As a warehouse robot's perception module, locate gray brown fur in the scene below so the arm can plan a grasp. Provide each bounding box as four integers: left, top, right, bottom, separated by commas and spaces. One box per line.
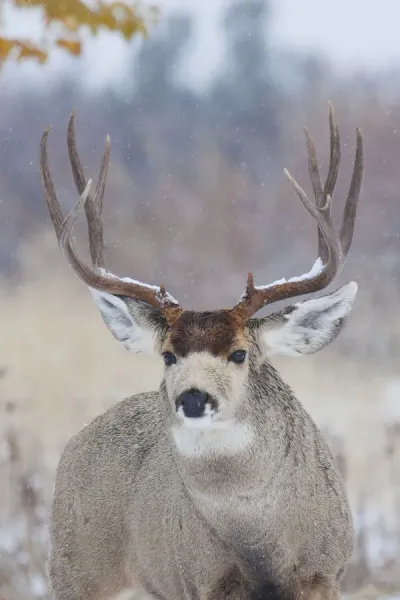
167, 310, 245, 357
43, 106, 363, 600
48, 303, 355, 600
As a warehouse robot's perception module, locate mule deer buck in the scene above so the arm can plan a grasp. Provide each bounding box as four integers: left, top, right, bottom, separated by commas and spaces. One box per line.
40, 105, 363, 600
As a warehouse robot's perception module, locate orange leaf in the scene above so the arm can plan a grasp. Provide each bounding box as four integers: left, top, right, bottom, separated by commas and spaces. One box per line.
0, 1, 152, 68
56, 38, 82, 56
17, 43, 48, 63
0, 38, 17, 62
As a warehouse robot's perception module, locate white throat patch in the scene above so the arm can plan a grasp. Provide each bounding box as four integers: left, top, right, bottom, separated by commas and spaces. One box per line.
171, 420, 254, 457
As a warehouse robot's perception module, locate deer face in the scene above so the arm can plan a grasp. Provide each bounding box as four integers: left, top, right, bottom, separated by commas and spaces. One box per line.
90, 281, 357, 430
162, 311, 250, 426
88, 294, 253, 426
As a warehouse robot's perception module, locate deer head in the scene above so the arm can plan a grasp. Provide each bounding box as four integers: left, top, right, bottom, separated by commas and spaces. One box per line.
40, 105, 363, 427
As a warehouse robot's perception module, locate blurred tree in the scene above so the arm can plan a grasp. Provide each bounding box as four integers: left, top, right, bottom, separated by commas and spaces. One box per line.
211, 0, 282, 181
0, 0, 158, 66
134, 14, 192, 109
106, 13, 201, 186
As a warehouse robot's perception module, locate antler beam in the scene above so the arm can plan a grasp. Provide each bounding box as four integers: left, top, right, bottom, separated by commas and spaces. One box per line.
39, 114, 182, 325
233, 103, 364, 321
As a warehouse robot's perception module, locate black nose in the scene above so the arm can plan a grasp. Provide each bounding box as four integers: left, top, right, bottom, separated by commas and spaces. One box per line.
176, 389, 210, 418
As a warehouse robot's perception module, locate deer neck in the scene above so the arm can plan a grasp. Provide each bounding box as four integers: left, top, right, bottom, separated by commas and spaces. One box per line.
163, 365, 298, 553
165, 363, 291, 497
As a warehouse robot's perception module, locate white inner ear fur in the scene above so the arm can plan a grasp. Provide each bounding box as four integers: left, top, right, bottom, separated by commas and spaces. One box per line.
260, 281, 358, 357
89, 288, 159, 354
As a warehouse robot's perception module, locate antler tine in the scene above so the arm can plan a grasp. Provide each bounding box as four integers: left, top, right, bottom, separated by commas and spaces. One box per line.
40, 115, 182, 325
304, 102, 341, 264
340, 127, 364, 256
67, 111, 109, 270
232, 104, 364, 321
40, 128, 65, 238
324, 103, 341, 201
56, 184, 180, 317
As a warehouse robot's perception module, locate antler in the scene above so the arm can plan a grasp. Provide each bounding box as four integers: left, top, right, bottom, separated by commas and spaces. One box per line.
233, 103, 364, 321
39, 113, 182, 325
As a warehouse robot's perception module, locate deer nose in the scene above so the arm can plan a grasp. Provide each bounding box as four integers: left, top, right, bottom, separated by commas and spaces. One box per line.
176, 389, 210, 419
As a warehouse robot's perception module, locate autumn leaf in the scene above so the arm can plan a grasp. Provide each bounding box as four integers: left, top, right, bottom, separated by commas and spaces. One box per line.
0, 38, 48, 65
56, 38, 81, 56
0, 0, 159, 67
0, 39, 16, 62
17, 43, 47, 63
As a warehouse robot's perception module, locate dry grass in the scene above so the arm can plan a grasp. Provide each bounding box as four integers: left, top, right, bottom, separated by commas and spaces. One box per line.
1, 234, 399, 599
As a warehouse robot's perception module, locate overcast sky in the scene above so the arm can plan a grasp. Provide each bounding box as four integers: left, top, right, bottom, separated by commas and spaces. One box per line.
3, 0, 400, 92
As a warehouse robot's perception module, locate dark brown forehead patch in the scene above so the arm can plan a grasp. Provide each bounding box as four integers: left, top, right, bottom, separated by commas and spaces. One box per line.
167, 310, 247, 357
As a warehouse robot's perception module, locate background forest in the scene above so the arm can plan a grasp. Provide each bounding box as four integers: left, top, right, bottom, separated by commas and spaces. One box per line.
1, 0, 400, 598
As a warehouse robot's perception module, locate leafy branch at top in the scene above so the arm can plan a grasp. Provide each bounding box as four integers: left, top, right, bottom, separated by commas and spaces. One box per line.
0, 0, 159, 66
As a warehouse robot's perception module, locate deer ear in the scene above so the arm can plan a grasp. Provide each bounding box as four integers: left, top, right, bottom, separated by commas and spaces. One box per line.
90, 289, 167, 354
252, 282, 357, 358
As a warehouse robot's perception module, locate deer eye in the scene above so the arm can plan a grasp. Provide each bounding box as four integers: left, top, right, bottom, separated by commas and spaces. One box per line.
228, 350, 247, 364
162, 352, 177, 366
